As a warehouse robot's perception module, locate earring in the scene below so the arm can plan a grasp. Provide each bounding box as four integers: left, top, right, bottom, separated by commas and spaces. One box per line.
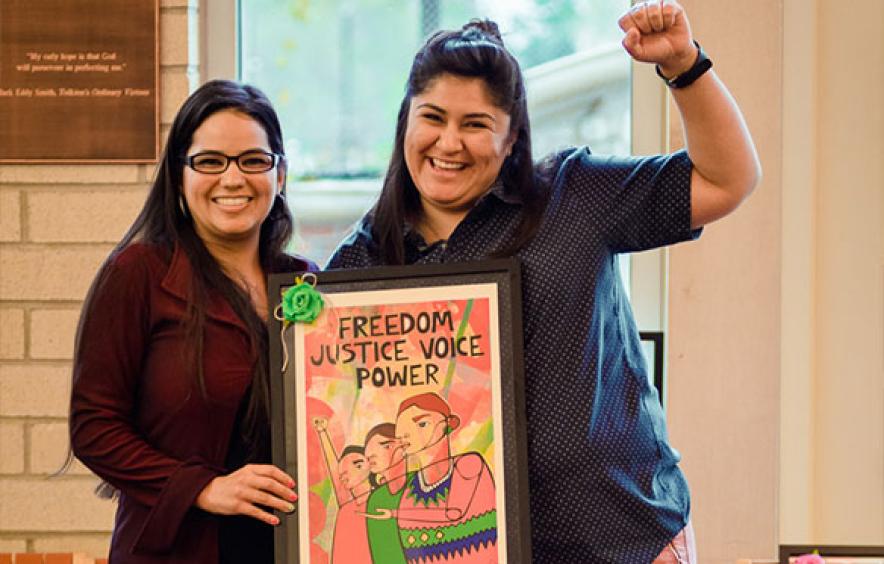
178, 194, 189, 217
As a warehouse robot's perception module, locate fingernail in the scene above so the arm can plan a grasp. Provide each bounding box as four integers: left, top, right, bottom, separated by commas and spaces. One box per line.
289, 492, 297, 502
286, 503, 295, 513
288, 480, 295, 488
271, 516, 280, 526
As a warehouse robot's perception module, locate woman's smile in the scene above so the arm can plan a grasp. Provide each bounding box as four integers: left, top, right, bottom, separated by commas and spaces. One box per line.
428, 157, 467, 172
212, 195, 252, 207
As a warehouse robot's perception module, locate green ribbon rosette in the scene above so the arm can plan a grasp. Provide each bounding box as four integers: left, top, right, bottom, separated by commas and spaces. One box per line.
280, 273, 323, 324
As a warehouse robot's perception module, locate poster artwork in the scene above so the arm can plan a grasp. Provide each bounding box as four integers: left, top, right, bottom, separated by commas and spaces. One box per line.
293, 284, 506, 564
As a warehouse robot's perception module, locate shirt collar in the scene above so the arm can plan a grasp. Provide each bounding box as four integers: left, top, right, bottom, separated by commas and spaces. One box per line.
485, 176, 523, 205
161, 242, 249, 332
160, 242, 192, 302
402, 221, 440, 253
400, 176, 522, 237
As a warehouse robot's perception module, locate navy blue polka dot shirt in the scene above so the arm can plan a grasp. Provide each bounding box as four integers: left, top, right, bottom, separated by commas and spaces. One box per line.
328, 147, 700, 563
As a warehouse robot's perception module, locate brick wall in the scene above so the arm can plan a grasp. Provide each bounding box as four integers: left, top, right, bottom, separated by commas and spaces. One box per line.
0, 554, 107, 564
0, 1, 198, 558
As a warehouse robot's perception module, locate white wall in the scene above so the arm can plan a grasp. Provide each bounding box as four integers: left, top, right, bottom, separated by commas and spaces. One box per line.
667, 2, 783, 562
666, 1, 884, 562
781, 0, 884, 546
811, 0, 884, 543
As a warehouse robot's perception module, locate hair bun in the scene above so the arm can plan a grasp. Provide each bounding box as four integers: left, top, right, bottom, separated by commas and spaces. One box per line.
462, 19, 503, 44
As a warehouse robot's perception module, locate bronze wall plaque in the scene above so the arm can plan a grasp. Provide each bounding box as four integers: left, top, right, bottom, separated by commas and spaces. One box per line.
0, 1, 159, 162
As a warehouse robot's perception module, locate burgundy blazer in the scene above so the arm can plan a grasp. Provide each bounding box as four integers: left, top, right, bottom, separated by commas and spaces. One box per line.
70, 242, 316, 563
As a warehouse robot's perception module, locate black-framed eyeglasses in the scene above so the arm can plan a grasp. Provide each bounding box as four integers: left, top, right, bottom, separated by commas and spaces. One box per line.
185, 150, 282, 174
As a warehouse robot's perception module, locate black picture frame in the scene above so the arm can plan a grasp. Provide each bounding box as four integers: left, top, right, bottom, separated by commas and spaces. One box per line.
639, 331, 665, 404
268, 259, 531, 563
779, 545, 884, 563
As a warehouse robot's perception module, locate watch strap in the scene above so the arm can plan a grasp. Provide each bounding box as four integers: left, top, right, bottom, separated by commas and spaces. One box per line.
656, 40, 713, 89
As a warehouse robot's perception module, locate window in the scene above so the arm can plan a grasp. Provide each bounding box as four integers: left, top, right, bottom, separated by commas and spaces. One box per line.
236, 0, 632, 263
205, 0, 671, 398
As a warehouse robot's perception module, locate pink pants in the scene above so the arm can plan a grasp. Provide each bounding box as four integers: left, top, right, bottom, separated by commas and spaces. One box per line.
651, 522, 696, 564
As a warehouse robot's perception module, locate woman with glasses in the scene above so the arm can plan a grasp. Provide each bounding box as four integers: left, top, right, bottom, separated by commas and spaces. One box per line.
328, 2, 760, 562
69, 80, 316, 563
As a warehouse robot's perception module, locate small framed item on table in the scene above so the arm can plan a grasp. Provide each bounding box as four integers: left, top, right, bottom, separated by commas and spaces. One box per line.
780, 545, 884, 563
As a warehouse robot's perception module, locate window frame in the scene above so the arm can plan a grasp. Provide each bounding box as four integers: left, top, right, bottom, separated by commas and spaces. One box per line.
200, 0, 672, 398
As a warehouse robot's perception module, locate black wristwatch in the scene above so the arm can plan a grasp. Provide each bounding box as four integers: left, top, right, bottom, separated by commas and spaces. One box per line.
655, 41, 712, 89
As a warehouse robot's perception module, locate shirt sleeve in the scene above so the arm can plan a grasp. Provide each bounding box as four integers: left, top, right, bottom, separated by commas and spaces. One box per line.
558, 148, 700, 253
282, 254, 320, 273
325, 219, 378, 269
69, 247, 222, 553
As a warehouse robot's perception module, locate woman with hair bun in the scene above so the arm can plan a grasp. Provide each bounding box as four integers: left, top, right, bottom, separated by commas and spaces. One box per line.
329, 2, 760, 562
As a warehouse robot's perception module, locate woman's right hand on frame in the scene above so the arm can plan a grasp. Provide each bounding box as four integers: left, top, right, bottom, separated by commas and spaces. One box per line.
195, 463, 297, 526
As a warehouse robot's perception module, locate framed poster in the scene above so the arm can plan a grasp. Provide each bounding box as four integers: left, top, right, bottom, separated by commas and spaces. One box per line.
780, 546, 884, 564
0, 0, 159, 162
268, 260, 531, 563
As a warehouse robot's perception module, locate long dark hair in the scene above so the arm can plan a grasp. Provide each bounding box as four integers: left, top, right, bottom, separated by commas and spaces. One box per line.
372, 20, 546, 264
69, 80, 292, 488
